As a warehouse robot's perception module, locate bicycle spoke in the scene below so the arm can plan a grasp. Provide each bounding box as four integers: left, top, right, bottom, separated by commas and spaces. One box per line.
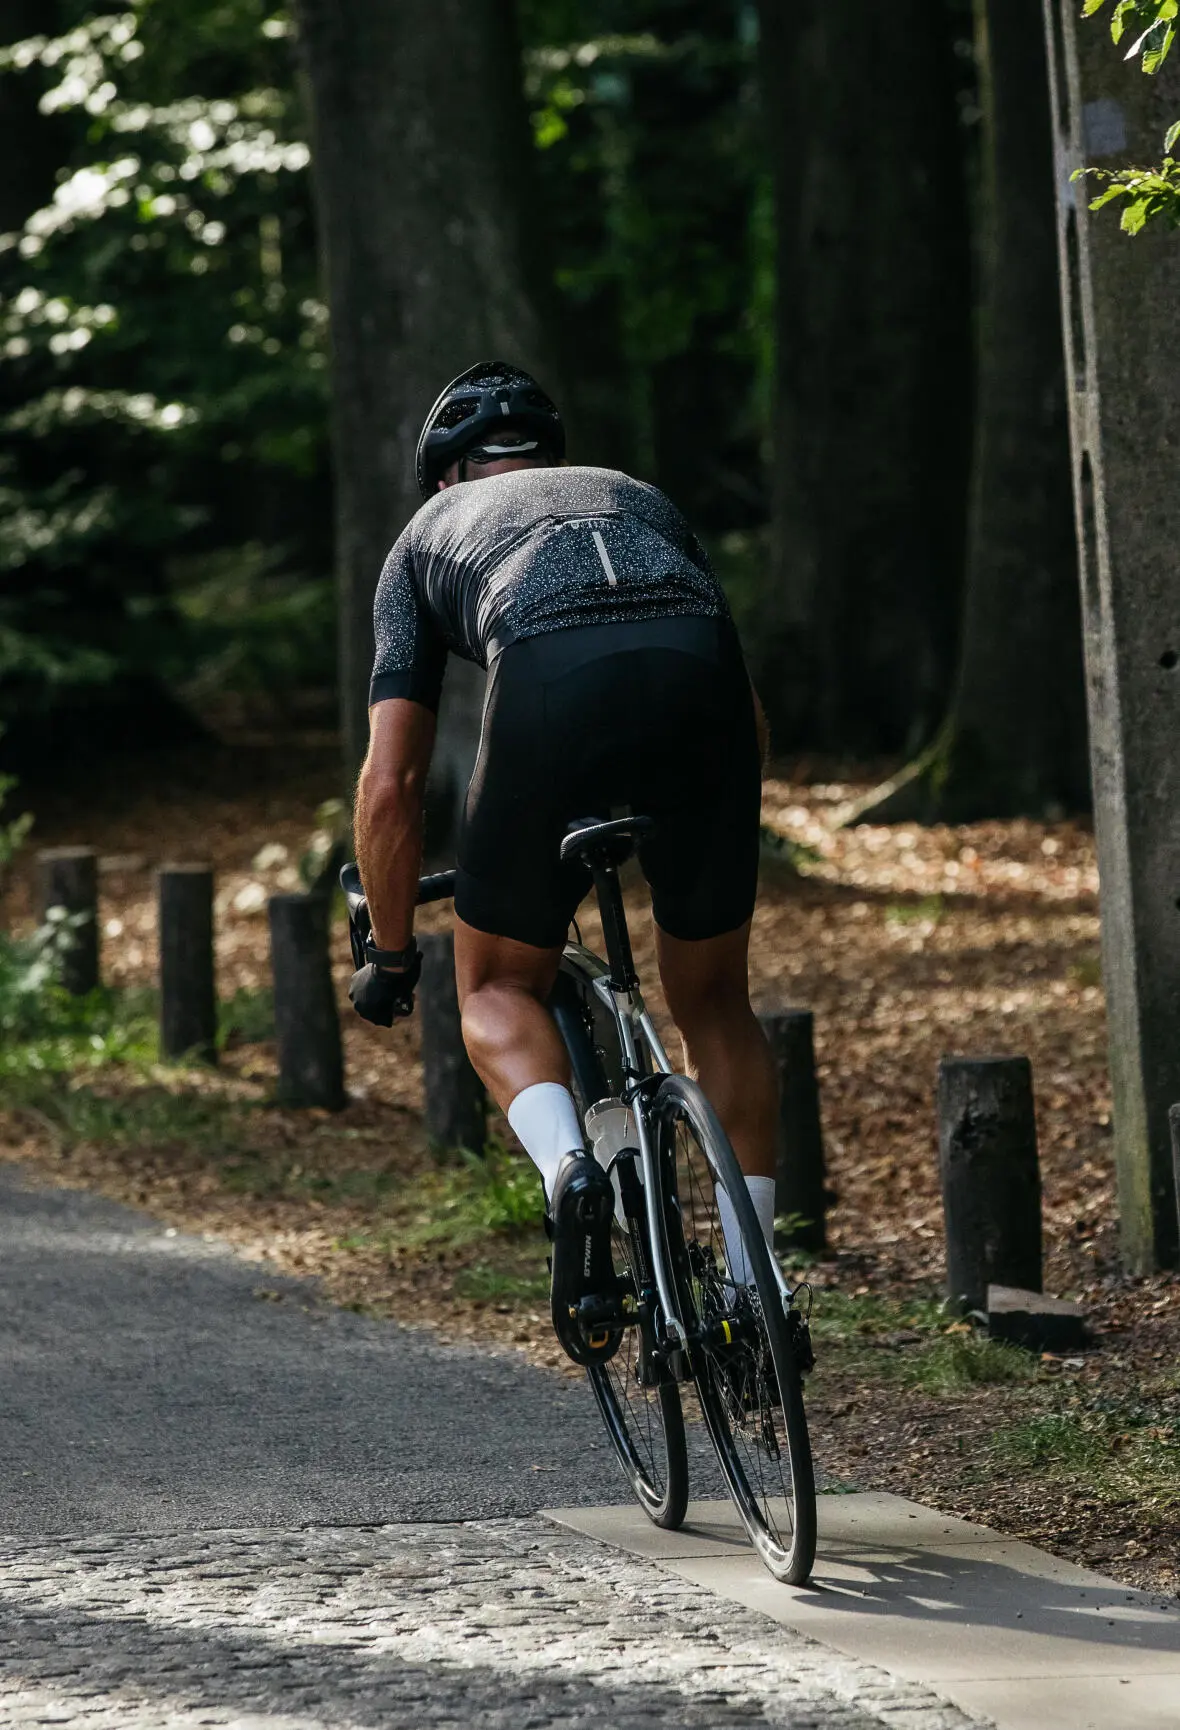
659, 1078, 816, 1584
673, 1117, 796, 1545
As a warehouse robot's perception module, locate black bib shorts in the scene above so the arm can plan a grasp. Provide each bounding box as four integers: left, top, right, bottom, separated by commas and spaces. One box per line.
454, 614, 762, 950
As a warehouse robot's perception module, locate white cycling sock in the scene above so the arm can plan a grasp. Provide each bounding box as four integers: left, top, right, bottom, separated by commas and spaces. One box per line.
717, 1175, 777, 1286
507, 1082, 584, 1202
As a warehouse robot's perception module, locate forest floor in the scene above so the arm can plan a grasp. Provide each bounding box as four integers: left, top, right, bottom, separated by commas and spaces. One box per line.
2, 724, 1178, 1599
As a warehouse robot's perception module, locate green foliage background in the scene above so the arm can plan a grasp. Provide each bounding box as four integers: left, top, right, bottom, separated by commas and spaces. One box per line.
0, 2, 335, 751
0, 0, 772, 757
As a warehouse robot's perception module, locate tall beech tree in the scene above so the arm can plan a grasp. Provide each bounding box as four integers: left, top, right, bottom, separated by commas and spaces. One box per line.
293, 0, 559, 773
863, 0, 1088, 822
756, 0, 973, 753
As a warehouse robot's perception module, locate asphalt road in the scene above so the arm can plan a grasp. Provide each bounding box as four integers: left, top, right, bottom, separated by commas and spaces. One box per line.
0, 1165, 978, 1729
0, 1162, 632, 1533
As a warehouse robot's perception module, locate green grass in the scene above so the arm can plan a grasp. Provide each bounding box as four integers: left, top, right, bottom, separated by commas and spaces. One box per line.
0, 984, 157, 1080
392, 1145, 546, 1251
226, 1143, 547, 1260
808, 1290, 946, 1344
991, 1406, 1180, 1502
807, 1289, 1038, 1392
895, 1332, 1038, 1393
219, 1156, 399, 1204
992, 1412, 1108, 1473
884, 895, 944, 929
452, 1261, 550, 1304
218, 986, 275, 1048
7, 1073, 237, 1150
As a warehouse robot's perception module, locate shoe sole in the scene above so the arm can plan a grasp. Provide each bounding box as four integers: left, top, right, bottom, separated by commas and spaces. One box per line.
551, 1184, 619, 1366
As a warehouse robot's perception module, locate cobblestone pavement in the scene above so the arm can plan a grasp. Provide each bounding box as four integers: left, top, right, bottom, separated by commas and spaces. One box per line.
0, 1518, 984, 1729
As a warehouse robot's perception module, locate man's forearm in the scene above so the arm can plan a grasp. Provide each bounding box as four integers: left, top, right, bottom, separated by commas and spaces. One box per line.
354, 699, 437, 957
354, 772, 425, 953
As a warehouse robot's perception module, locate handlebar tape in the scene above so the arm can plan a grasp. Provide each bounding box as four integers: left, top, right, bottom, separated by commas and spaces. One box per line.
416, 870, 457, 905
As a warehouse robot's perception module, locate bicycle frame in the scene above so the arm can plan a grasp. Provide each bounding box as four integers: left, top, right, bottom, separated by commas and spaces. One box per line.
562, 936, 797, 1355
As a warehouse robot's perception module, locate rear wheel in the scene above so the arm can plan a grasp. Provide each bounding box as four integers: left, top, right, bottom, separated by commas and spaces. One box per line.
550, 958, 688, 1529
657, 1074, 816, 1584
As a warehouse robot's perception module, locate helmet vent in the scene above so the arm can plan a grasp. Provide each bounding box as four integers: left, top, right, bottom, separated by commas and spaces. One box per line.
434, 398, 480, 430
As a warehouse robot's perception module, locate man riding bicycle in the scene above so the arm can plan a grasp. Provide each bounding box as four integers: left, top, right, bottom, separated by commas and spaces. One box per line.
349, 360, 779, 1364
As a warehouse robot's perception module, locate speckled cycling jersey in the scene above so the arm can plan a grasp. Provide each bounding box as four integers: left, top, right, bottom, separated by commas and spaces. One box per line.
368, 465, 729, 710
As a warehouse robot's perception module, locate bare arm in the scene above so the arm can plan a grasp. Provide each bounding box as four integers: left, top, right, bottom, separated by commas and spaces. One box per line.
354, 699, 437, 956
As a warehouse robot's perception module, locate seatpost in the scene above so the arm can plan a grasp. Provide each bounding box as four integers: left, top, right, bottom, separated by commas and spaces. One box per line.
591, 857, 638, 992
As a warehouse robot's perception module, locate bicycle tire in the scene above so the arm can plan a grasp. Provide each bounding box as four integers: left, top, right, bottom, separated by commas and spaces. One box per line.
550, 959, 688, 1529
655, 1073, 816, 1584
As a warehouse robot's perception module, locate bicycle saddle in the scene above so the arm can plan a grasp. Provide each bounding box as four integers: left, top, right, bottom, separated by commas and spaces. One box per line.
560, 815, 656, 868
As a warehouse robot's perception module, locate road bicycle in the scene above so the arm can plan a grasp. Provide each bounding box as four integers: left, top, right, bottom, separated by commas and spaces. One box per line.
342, 813, 817, 1585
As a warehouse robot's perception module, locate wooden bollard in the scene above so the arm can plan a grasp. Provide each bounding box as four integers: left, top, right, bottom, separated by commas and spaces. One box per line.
760, 1009, 827, 1251
938, 1055, 1042, 1315
158, 864, 217, 1063
419, 931, 486, 1154
268, 892, 345, 1110
36, 846, 98, 995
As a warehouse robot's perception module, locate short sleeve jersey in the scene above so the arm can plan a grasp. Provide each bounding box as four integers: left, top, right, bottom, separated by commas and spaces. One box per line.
369, 465, 729, 711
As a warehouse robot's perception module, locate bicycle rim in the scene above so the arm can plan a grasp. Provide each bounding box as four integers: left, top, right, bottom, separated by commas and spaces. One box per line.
657, 1074, 816, 1584
551, 958, 688, 1529
587, 1214, 688, 1528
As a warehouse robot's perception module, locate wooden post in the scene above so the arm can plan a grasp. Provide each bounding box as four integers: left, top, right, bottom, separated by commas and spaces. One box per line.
938, 1055, 1042, 1315
35, 846, 98, 995
1043, 4, 1180, 1270
419, 931, 485, 1153
760, 1009, 827, 1251
157, 864, 217, 1064
268, 892, 345, 1110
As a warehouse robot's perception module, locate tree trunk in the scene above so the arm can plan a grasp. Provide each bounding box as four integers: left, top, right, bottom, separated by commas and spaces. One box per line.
756, 1, 973, 754
292, 0, 559, 779
1043, 1, 1180, 1271
858, 0, 1088, 823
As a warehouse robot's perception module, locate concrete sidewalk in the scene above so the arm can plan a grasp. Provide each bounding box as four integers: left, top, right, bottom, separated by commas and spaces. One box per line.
547, 1494, 1180, 1730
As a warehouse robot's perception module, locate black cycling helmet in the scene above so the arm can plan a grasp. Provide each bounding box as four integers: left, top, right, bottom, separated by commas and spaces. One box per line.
415, 359, 565, 499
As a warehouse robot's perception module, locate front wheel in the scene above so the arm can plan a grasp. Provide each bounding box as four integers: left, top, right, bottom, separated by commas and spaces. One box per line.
657, 1074, 817, 1584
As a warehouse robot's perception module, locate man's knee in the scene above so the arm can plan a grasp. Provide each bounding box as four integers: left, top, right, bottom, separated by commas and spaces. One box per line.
460, 977, 545, 1063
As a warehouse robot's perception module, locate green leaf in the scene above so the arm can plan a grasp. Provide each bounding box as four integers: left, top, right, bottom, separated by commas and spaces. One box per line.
1165, 118, 1180, 149
1111, 0, 1140, 45
1120, 195, 1151, 230
1142, 19, 1176, 67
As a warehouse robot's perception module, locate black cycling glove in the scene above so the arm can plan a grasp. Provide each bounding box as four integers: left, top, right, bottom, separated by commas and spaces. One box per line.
347, 949, 422, 1026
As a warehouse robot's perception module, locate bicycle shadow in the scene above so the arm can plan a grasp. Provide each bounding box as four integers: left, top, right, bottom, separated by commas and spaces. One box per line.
802, 1538, 1180, 1658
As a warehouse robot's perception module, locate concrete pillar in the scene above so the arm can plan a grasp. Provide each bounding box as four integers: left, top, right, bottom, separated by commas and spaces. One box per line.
1043, 4, 1180, 1269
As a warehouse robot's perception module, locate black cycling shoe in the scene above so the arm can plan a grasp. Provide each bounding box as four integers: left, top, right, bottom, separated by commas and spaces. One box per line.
547, 1153, 621, 1367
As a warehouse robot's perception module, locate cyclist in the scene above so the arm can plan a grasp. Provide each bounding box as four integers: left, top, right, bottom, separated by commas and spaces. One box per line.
349, 360, 779, 1362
